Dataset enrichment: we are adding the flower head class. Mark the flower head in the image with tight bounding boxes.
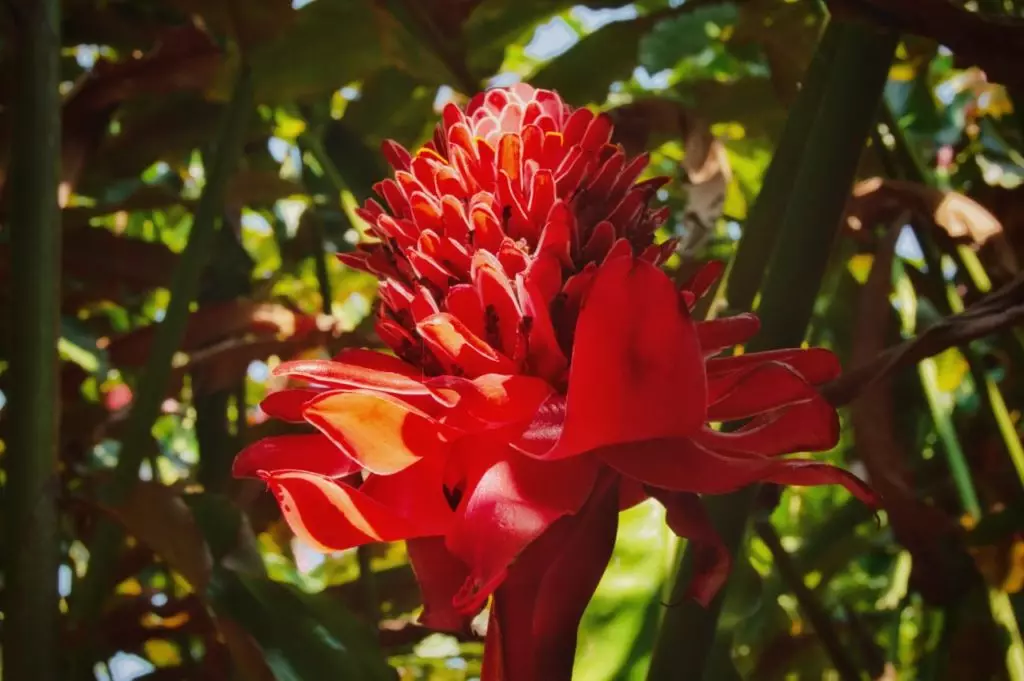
[234,84,875,680]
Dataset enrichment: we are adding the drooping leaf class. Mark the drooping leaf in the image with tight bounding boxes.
[207,569,398,681]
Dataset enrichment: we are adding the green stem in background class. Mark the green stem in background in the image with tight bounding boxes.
[69,64,253,639]
[754,520,864,681]
[893,266,1024,680]
[2,0,62,679]
[723,22,839,312]
[647,18,897,681]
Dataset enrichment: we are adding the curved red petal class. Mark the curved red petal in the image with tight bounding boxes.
[598,438,875,504]
[259,388,321,423]
[303,390,451,475]
[233,434,360,479]
[262,466,450,552]
[680,260,725,301]
[549,257,706,459]
[427,373,554,430]
[446,450,599,613]
[707,361,821,422]
[706,347,841,385]
[417,312,517,378]
[695,314,760,356]
[483,475,619,681]
[646,487,730,606]
[406,537,475,632]
[696,396,839,456]
[273,350,431,398]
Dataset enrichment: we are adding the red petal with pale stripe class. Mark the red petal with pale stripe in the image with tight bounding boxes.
[695,314,761,355]
[262,458,452,552]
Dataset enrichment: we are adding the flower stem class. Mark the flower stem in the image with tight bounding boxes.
[647,18,896,681]
[2,0,62,679]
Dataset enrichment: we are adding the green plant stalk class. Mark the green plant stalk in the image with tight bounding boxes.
[723,21,838,313]
[894,268,1024,679]
[70,64,253,632]
[755,520,863,681]
[647,19,897,681]
[2,1,62,679]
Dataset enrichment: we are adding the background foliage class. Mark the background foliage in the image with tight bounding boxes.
[2,0,1024,679]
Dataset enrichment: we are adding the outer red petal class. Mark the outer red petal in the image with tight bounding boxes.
[262,458,452,552]
[705,347,841,385]
[406,537,475,633]
[427,373,554,430]
[303,390,452,475]
[696,397,839,455]
[446,449,599,612]
[233,434,361,479]
[695,314,760,355]
[597,438,877,505]
[646,487,730,606]
[707,361,822,422]
[259,388,321,422]
[482,474,619,681]
[539,257,706,459]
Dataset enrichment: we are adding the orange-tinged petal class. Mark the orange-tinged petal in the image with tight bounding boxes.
[303,390,451,475]
[262,467,449,552]
[417,312,516,378]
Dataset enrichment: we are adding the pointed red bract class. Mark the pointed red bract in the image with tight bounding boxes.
[233,83,876,681]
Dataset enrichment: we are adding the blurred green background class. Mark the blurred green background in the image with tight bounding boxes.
[3,0,1024,679]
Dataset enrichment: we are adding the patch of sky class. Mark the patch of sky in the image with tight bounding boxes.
[76,45,100,69]
[634,66,673,90]
[339,85,360,100]
[106,652,156,681]
[268,136,291,163]
[433,84,456,111]
[895,225,925,263]
[570,4,639,30]
[524,16,578,60]
[59,564,73,597]
[486,72,521,89]
[241,211,272,235]
[248,360,270,383]
[292,0,316,8]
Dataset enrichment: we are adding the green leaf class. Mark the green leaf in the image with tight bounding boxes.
[530,17,653,106]
[464,0,625,78]
[208,569,397,681]
[575,501,673,681]
[342,68,438,148]
[639,4,738,73]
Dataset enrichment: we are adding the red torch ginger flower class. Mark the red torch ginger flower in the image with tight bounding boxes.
[234,84,876,680]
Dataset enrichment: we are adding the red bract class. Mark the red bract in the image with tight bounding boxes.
[234,84,876,680]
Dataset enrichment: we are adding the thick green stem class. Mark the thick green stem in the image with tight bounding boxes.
[754,520,864,681]
[648,19,896,681]
[70,64,253,636]
[2,1,62,679]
